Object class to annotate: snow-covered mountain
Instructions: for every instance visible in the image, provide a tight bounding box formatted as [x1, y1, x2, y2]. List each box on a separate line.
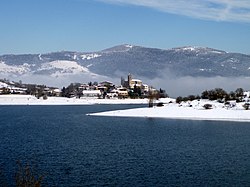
[36, 60, 90, 76]
[0, 61, 31, 75]
[0, 44, 250, 87]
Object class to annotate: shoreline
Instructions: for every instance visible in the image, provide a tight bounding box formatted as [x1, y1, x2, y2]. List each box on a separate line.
[88, 101, 250, 122]
[2, 94, 250, 122]
[0, 94, 152, 105]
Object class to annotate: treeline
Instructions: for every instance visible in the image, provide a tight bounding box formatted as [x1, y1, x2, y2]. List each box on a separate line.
[176, 88, 245, 103]
[60, 82, 95, 98]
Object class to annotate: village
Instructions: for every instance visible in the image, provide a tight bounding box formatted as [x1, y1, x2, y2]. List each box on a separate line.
[0, 74, 167, 100]
[2, 73, 250, 110]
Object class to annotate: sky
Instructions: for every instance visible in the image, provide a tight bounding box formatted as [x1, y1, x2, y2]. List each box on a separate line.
[0, 0, 250, 55]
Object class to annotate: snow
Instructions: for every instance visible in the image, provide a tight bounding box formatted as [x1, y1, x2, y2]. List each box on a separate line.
[38, 54, 43, 60]
[0, 95, 149, 105]
[0, 82, 27, 93]
[199, 68, 211, 72]
[0, 81, 9, 88]
[81, 54, 101, 60]
[211, 50, 223, 54]
[182, 47, 196, 51]
[89, 99, 250, 122]
[37, 60, 89, 76]
[131, 79, 142, 82]
[173, 47, 225, 55]
[2, 95, 250, 122]
[0, 61, 30, 74]
[125, 44, 133, 48]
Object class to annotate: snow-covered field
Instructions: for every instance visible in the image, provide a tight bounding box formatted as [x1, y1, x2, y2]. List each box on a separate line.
[0, 95, 150, 105]
[89, 99, 250, 122]
[1, 95, 250, 122]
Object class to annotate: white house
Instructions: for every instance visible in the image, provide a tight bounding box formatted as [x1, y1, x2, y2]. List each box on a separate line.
[107, 87, 128, 98]
[117, 87, 128, 98]
[142, 84, 149, 92]
[129, 79, 143, 88]
[244, 91, 250, 98]
[107, 90, 118, 98]
[82, 90, 101, 98]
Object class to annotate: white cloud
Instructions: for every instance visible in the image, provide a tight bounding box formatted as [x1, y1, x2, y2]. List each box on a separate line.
[99, 0, 250, 23]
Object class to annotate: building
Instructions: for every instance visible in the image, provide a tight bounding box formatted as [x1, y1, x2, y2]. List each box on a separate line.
[82, 90, 101, 98]
[107, 87, 129, 98]
[129, 79, 142, 88]
[122, 73, 143, 89]
[117, 87, 129, 98]
[142, 84, 149, 93]
[99, 81, 113, 88]
[52, 88, 61, 97]
[244, 91, 250, 98]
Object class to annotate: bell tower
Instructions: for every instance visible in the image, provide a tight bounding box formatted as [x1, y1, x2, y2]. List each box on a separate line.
[128, 73, 132, 88]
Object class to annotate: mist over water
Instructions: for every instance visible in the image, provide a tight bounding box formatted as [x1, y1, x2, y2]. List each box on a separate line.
[6, 73, 109, 88]
[148, 76, 250, 97]
[113, 69, 250, 97]
[3, 72, 250, 98]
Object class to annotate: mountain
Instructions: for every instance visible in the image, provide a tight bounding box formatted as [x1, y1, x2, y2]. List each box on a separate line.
[0, 44, 250, 86]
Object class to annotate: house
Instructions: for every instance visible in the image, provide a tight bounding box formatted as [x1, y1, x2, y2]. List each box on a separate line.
[82, 90, 101, 98]
[0, 87, 11, 94]
[97, 86, 108, 92]
[117, 87, 128, 98]
[244, 91, 250, 98]
[99, 81, 113, 88]
[129, 79, 142, 88]
[107, 90, 118, 98]
[10, 87, 27, 94]
[142, 84, 149, 93]
[52, 88, 61, 97]
[78, 84, 90, 90]
[107, 87, 128, 98]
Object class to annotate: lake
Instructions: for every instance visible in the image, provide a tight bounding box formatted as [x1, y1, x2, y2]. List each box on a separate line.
[1, 105, 250, 186]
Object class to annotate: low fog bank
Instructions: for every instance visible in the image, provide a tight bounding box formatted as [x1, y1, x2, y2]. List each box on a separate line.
[147, 76, 250, 98]
[2, 72, 250, 99]
[4, 73, 110, 88]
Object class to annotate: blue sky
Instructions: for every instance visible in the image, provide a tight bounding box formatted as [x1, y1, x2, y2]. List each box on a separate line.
[0, 0, 250, 55]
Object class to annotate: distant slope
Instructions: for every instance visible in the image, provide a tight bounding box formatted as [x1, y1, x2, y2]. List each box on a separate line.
[80, 45, 250, 78]
[0, 44, 250, 81]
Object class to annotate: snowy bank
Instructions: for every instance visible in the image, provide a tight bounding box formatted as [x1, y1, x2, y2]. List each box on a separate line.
[88, 100, 250, 122]
[0, 95, 154, 105]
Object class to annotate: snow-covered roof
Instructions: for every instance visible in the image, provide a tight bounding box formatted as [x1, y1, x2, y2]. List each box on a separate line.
[82, 90, 101, 94]
[0, 81, 9, 88]
[131, 79, 142, 82]
[99, 81, 113, 85]
[53, 89, 61, 93]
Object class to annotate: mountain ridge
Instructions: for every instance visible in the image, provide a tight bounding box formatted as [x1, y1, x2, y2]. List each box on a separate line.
[0, 44, 250, 81]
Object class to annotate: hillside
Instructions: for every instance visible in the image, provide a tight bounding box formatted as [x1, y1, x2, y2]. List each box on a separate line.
[1, 45, 250, 79]
[0, 44, 250, 96]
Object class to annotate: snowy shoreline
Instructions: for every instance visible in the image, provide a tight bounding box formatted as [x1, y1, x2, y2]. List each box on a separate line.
[88, 100, 250, 122]
[0, 95, 150, 105]
[2, 95, 250, 122]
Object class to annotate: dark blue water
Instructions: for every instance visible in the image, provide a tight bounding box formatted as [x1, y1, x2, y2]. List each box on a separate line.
[1, 105, 250, 186]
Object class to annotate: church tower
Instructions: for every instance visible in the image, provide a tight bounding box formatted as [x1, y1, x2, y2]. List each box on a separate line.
[128, 73, 132, 88]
